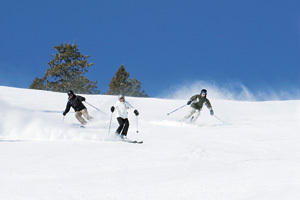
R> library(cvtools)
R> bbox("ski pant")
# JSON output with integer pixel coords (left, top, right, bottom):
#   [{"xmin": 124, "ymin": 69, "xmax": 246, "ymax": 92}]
[
  {"xmin": 116, "ymin": 117, "xmax": 129, "ymax": 136},
  {"xmin": 180, "ymin": 107, "xmax": 201, "ymax": 123},
  {"xmin": 75, "ymin": 108, "xmax": 93, "ymax": 125}
]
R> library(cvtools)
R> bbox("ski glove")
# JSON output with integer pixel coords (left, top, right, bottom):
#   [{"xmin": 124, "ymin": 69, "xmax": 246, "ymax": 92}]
[
  {"xmin": 210, "ymin": 110, "xmax": 214, "ymax": 115},
  {"xmin": 187, "ymin": 100, "xmax": 192, "ymax": 105},
  {"xmin": 110, "ymin": 106, "xmax": 115, "ymax": 112},
  {"xmin": 134, "ymin": 110, "xmax": 139, "ymax": 116},
  {"xmin": 63, "ymin": 111, "xmax": 67, "ymax": 116}
]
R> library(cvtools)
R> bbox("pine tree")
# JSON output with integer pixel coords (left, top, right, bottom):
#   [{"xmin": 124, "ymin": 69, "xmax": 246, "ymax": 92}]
[
  {"xmin": 30, "ymin": 77, "xmax": 45, "ymax": 90},
  {"xmin": 29, "ymin": 43, "xmax": 100, "ymax": 94},
  {"xmin": 106, "ymin": 65, "xmax": 148, "ymax": 97}
]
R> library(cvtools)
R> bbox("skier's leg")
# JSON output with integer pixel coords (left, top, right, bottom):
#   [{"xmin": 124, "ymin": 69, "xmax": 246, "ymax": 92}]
[
  {"xmin": 121, "ymin": 118, "xmax": 130, "ymax": 136},
  {"xmin": 190, "ymin": 109, "xmax": 201, "ymax": 123},
  {"xmin": 81, "ymin": 108, "xmax": 93, "ymax": 121},
  {"xmin": 180, "ymin": 107, "xmax": 196, "ymax": 122},
  {"xmin": 75, "ymin": 111, "xmax": 87, "ymax": 125},
  {"xmin": 116, "ymin": 117, "xmax": 125, "ymax": 134}
]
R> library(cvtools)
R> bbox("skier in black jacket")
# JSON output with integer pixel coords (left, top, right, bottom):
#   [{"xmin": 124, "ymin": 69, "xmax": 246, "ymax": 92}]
[{"xmin": 63, "ymin": 90, "xmax": 93, "ymax": 125}]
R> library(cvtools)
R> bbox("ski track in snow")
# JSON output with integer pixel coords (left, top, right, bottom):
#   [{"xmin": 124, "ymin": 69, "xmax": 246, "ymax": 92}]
[{"xmin": 0, "ymin": 86, "xmax": 300, "ymax": 200}]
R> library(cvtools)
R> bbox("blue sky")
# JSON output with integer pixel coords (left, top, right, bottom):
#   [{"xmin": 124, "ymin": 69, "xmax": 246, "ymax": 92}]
[{"xmin": 0, "ymin": 0, "xmax": 299, "ymax": 98}]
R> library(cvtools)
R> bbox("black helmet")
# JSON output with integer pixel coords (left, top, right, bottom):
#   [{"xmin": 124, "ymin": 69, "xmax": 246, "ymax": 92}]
[
  {"xmin": 67, "ymin": 90, "xmax": 74, "ymax": 95},
  {"xmin": 201, "ymin": 89, "xmax": 207, "ymax": 95}
]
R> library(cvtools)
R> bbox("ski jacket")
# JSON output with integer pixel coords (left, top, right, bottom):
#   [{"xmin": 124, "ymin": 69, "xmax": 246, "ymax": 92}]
[
  {"xmin": 64, "ymin": 94, "xmax": 86, "ymax": 114},
  {"xmin": 114, "ymin": 101, "xmax": 134, "ymax": 119},
  {"xmin": 189, "ymin": 94, "xmax": 212, "ymax": 110}
]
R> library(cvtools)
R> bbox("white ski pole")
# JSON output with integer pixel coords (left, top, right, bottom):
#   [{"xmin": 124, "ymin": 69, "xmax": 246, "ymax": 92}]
[
  {"xmin": 84, "ymin": 101, "xmax": 107, "ymax": 116},
  {"xmin": 108, "ymin": 112, "xmax": 113, "ymax": 135},
  {"xmin": 213, "ymin": 115, "xmax": 231, "ymax": 125},
  {"xmin": 167, "ymin": 104, "xmax": 187, "ymax": 115},
  {"xmin": 136, "ymin": 116, "xmax": 139, "ymax": 133}
]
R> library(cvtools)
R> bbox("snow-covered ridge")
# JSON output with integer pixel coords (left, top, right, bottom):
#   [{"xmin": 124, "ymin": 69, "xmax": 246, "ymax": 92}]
[{"xmin": 0, "ymin": 86, "xmax": 298, "ymax": 141}]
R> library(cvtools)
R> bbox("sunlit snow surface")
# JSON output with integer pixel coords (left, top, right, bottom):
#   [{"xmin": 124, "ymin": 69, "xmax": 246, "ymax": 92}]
[{"xmin": 0, "ymin": 86, "xmax": 299, "ymax": 200}]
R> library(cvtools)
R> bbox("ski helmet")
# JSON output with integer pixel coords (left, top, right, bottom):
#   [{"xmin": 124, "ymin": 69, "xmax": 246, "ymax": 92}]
[
  {"xmin": 118, "ymin": 94, "xmax": 125, "ymax": 100},
  {"xmin": 67, "ymin": 90, "xmax": 74, "ymax": 96},
  {"xmin": 201, "ymin": 89, "xmax": 207, "ymax": 95}
]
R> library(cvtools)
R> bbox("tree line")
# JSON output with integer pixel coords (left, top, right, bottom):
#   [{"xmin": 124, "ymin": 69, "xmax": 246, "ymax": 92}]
[{"xmin": 30, "ymin": 43, "xmax": 148, "ymax": 97}]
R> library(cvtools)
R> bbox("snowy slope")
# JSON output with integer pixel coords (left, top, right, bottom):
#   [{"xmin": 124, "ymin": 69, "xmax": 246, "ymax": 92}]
[{"xmin": 0, "ymin": 86, "xmax": 300, "ymax": 200}]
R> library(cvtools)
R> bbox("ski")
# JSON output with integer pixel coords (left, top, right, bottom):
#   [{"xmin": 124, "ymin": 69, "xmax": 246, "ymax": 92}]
[{"xmin": 122, "ymin": 139, "xmax": 143, "ymax": 144}]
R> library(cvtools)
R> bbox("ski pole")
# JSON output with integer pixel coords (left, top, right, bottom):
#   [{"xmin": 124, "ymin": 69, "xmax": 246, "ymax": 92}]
[
  {"xmin": 213, "ymin": 115, "xmax": 231, "ymax": 125},
  {"xmin": 108, "ymin": 112, "xmax": 113, "ymax": 135},
  {"xmin": 167, "ymin": 104, "xmax": 187, "ymax": 115},
  {"xmin": 84, "ymin": 101, "xmax": 107, "ymax": 116},
  {"xmin": 136, "ymin": 116, "xmax": 139, "ymax": 133}
]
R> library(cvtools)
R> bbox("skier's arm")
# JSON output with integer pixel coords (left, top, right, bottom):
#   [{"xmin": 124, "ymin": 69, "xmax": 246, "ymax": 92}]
[
  {"xmin": 187, "ymin": 95, "xmax": 198, "ymax": 105},
  {"xmin": 205, "ymin": 99, "xmax": 214, "ymax": 115},
  {"xmin": 125, "ymin": 101, "xmax": 139, "ymax": 116},
  {"xmin": 190, "ymin": 95, "xmax": 199, "ymax": 102},
  {"xmin": 78, "ymin": 96, "xmax": 86, "ymax": 102},
  {"xmin": 205, "ymin": 99, "xmax": 212, "ymax": 108},
  {"xmin": 63, "ymin": 103, "xmax": 71, "ymax": 116},
  {"xmin": 125, "ymin": 101, "xmax": 134, "ymax": 110}
]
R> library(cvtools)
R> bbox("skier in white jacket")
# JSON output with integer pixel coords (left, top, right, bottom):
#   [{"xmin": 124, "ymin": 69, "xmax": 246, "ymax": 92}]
[{"xmin": 110, "ymin": 94, "xmax": 139, "ymax": 140}]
